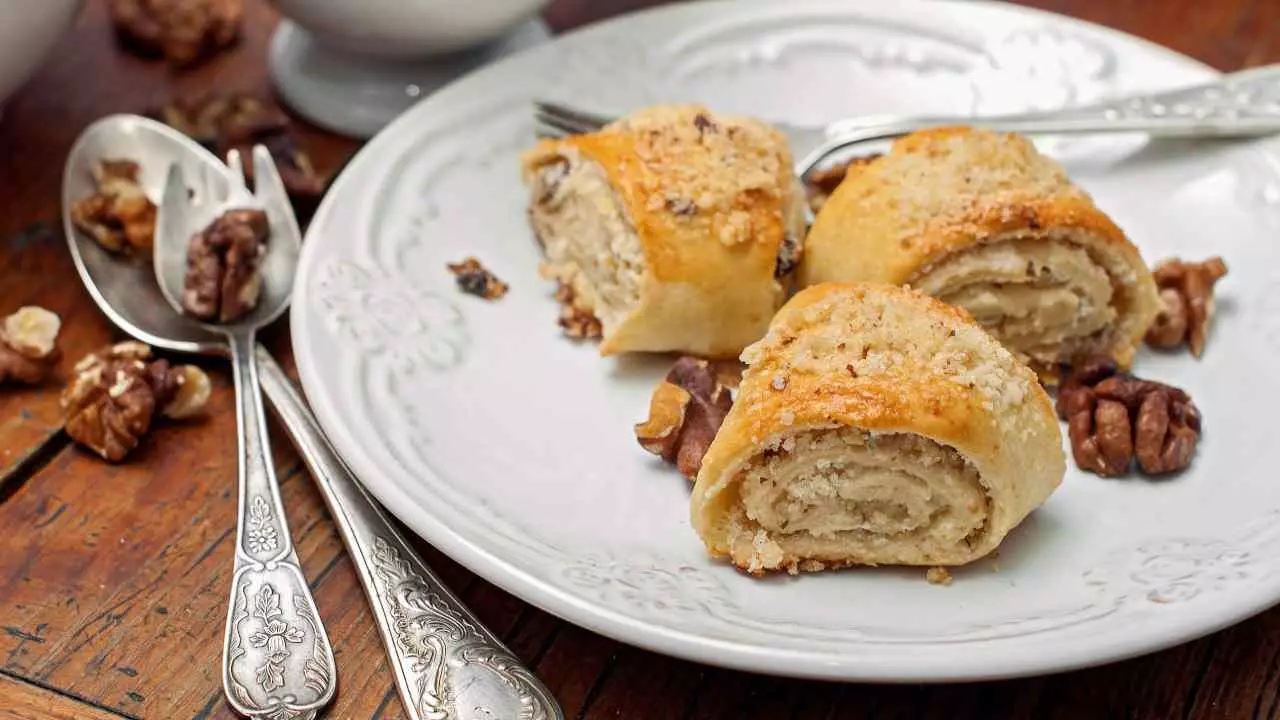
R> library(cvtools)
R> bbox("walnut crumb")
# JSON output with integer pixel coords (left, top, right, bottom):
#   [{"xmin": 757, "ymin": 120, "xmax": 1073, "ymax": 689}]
[
  {"xmin": 926, "ymin": 567, "xmax": 953, "ymax": 586},
  {"xmin": 798, "ymin": 560, "xmax": 827, "ymax": 573},
  {"xmin": 553, "ymin": 282, "xmax": 602, "ymax": 340},
  {"xmin": 665, "ymin": 197, "xmax": 697, "ymax": 216},
  {"xmin": 774, "ymin": 231, "xmax": 803, "ymax": 279},
  {"xmin": 447, "ymin": 257, "xmax": 509, "ymax": 300}
]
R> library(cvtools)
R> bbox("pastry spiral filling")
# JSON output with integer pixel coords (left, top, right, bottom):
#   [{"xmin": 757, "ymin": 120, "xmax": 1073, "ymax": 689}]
[
  {"xmin": 728, "ymin": 429, "xmax": 988, "ymax": 572},
  {"xmin": 914, "ymin": 237, "xmax": 1118, "ymax": 367},
  {"xmin": 528, "ymin": 149, "xmax": 644, "ymax": 329}
]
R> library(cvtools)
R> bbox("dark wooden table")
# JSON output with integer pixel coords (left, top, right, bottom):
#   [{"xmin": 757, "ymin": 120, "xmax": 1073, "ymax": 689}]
[{"xmin": 2, "ymin": 1, "xmax": 1278, "ymax": 718}]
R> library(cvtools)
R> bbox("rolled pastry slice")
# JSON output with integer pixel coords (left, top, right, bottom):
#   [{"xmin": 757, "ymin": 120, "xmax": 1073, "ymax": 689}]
[
  {"xmin": 799, "ymin": 127, "xmax": 1159, "ymax": 375},
  {"xmin": 523, "ymin": 104, "xmax": 808, "ymax": 358},
  {"xmin": 691, "ymin": 283, "xmax": 1065, "ymax": 574}
]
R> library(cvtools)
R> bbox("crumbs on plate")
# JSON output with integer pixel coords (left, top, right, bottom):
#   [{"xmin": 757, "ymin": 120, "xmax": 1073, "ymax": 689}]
[
  {"xmin": 926, "ymin": 567, "xmax": 953, "ymax": 586},
  {"xmin": 448, "ymin": 257, "xmax": 509, "ymax": 301}
]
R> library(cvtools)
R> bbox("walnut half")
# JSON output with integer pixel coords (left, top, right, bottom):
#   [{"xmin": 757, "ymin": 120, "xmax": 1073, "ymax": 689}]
[
  {"xmin": 0, "ymin": 306, "xmax": 62, "ymax": 385},
  {"xmin": 1145, "ymin": 256, "xmax": 1228, "ymax": 357},
  {"xmin": 62, "ymin": 342, "xmax": 211, "ymax": 462},
  {"xmin": 182, "ymin": 209, "xmax": 270, "ymax": 323},
  {"xmin": 70, "ymin": 160, "xmax": 157, "ymax": 255},
  {"xmin": 1057, "ymin": 357, "xmax": 1201, "ymax": 476},
  {"xmin": 109, "ymin": 0, "xmax": 243, "ymax": 67},
  {"xmin": 635, "ymin": 357, "xmax": 734, "ymax": 479},
  {"xmin": 156, "ymin": 93, "xmax": 326, "ymax": 212}
]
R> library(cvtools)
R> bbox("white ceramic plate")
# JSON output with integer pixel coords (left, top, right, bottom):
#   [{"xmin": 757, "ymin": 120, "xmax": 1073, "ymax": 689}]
[{"xmin": 292, "ymin": 0, "xmax": 1280, "ymax": 681}]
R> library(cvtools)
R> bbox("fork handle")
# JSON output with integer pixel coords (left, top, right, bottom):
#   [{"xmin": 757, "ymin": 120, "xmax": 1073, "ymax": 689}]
[
  {"xmin": 254, "ymin": 345, "xmax": 564, "ymax": 720},
  {"xmin": 803, "ymin": 63, "xmax": 1280, "ymax": 173},
  {"xmin": 221, "ymin": 332, "xmax": 337, "ymax": 719}
]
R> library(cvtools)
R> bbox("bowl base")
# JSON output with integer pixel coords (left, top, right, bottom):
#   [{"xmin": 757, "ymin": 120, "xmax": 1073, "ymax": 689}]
[{"xmin": 268, "ymin": 18, "xmax": 551, "ymax": 139}]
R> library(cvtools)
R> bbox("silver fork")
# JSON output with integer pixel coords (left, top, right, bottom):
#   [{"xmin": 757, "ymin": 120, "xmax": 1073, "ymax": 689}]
[
  {"xmin": 155, "ymin": 148, "xmax": 335, "ymax": 720},
  {"xmin": 535, "ymin": 63, "xmax": 1280, "ymax": 178}
]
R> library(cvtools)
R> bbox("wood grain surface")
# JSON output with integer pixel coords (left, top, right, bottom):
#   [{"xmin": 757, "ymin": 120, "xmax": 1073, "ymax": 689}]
[{"xmin": 0, "ymin": 1, "xmax": 1277, "ymax": 718}]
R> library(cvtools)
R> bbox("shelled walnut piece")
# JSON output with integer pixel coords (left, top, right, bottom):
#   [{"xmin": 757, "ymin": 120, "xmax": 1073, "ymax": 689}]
[
  {"xmin": 1145, "ymin": 256, "xmax": 1228, "ymax": 356},
  {"xmin": 70, "ymin": 160, "xmax": 157, "ymax": 254},
  {"xmin": 109, "ymin": 0, "xmax": 243, "ymax": 67},
  {"xmin": 182, "ymin": 209, "xmax": 270, "ymax": 323},
  {"xmin": 156, "ymin": 93, "xmax": 326, "ymax": 208},
  {"xmin": 1056, "ymin": 357, "xmax": 1201, "ymax": 476},
  {"xmin": 448, "ymin": 257, "xmax": 509, "ymax": 300},
  {"xmin": 157, "ymin": 93, "xmax": 288, "ymax": 151},
  {"xmin": 0, "ymin": 307, "xmax": 62, "ymax": 385},
  {"xmin": 62, "ymin": 342, "xmax": 211, "ymax": 462},
  {"xmin": 635, "ymin": 357, "xmax": 734, "ymax": 479}
]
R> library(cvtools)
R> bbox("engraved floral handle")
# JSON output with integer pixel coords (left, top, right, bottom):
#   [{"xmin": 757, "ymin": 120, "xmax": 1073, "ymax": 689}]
[
  {"xmin": 223, "ymin": 332, "xmax": 337, "ymax": 719},
  {"xmin": 255, "ymin": 345, "xmax": 564, "ymax": 720}
]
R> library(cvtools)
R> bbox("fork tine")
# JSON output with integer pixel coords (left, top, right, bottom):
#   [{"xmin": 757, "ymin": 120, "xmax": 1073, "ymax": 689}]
[
  {"xmin": 533, "ymin": 110, "xmax": 591, "ymax": 135},
  {"xmin": 534, "ymin": 117, "xmax": 578, "ymax": 139},
  {"xmin": 200, "ymin": 163, "xmax": 219, "ymax": 207},
  {"xmin": 154, "ymin": 162, "xmax": 192, "ymax": 312},
  {"xmin": 250, "ymin": 144, "xmax": 302, "ymax": 242},
  {"xmin": 533, "ymin": 111, "xmax": 602, "ymax": 139},
  {"xmin": 225, "ymin": 149, "xmax": 247, "ymax": 193},
  {"xmin": 533, "ymin": 109, "xmax": 604, "ymax": 135},
  {"xmin": 535, "ymin": 100, "xmax": 614, "ymax": 131},
  {"xmin": 533, "ymin": 100, "xmax": 615, "ymax": 139},
  {"xmin": 160, "ymin": 162, "xmax": 188, "ymax": 229}
]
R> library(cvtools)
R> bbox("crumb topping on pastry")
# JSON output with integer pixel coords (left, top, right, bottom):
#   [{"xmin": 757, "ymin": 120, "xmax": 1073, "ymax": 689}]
[
  {"xmin": 742, "ymin": 283, "xmax": 1039, "ymax": 417},
  {"xmin": 606, "ymin": 105, "xmax": 792, "ymax": 247},
  {"xmin": 874, "ymin": 128, "xmax": 1084, "ymax": 241}
]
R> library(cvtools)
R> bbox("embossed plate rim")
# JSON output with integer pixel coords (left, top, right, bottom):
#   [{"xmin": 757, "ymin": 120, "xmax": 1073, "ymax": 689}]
[{"xmin": 288, "ymin": 0, "xmax": 1280, "ymax": 681}]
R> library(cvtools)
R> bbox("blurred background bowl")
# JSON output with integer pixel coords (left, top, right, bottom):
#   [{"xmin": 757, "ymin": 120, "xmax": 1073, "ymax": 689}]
[
  {"xmin": 269, "ymin": 0, "xmax": 552, "ymax": 138},
  {"xmin": 272, "ymin": 0, "xmax": 550, "ymax": 58},
  {"xmin": 0, "ymin": 0, "xmax": 84, "ymax": 110}
]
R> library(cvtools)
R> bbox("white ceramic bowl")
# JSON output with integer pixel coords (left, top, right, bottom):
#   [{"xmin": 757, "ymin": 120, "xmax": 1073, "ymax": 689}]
[
  {"xmin": 0, "ymin": 0, "xmax": 83, "ymax": 108},
  {"xmin": 272, "ymin": 0, "xmax": 550, "ymax": 58},
  {"xmin": 268, "ymin": 0, "xmax": 551, "ymax": 138}
]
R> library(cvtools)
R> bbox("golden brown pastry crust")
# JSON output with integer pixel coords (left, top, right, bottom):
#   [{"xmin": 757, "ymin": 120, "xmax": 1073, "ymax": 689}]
[
  {"xmin": 691, "ymin": 283, "xmax": 1065, "ymax": 573},
  {"xmin": 798, "ymin": 126, "xmax": 1159, "ymax": 371},
  {"xmin": 523, "ymin": 105, "xmax": 803, "ymax": 358}
]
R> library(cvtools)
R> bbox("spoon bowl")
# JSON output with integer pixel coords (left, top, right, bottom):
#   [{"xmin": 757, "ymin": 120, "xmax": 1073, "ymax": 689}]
[{"xmin": 61, "ymin": 114, "xmax": 231, "ymax": 355}]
